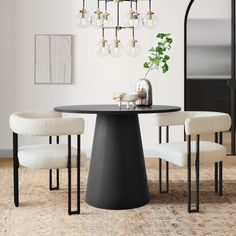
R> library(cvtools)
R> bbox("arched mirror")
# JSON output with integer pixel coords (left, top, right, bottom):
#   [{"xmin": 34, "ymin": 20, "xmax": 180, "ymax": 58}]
[{"xmin": 184, "ymin": 0, "xmax": 236, "ymax": 155}]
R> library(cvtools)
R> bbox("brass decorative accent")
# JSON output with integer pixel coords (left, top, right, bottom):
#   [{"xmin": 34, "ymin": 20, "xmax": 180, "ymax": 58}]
[{"xmin": 94, "ymin": 9, "xmax": 103, "ymax": 19}]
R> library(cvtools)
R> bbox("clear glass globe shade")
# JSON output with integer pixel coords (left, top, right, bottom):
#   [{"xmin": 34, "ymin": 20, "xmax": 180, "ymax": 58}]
[
  {"xmin": 126, "ymin": 42, "xmax": 141, "ymax": 57},
  {"xmin": 144, "ymin": 14, "xmax": 158, "ymax": 28},
  {"xmin": 109, "ymin": 42, "xmax": 125, "ymax": 58},
  {"xmin": 75, "ymin": 11, "xmax": 90, "ymax": 28},
  {"xmin": 132, "ymin": 15, "xmax": 143, "ymax": 28},
  {"xmin": 123, "ymin": 12, "xmax": 131, "ymax": 26},
  {"xmin": 91, "ymin": 14, "xmax": 104, "ymax": 28},
  {"xmin": 123, "ymin": 12, "xmax": 143, "ymax": 28},
  {"xmin": 96, "ymin": 41, "xmax": 109, "ymax": 57},
  {"xmin": 123, "ymin": 12, "xmax": 143, "ymax": 29},
  {"xmin": 103, "ymin": 14, "xmax": 113, "ymax": 27}
]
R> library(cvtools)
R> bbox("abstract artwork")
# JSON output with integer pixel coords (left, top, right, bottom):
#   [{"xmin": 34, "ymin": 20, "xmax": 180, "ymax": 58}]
[{"xmin": 35, "ymin": 34, "xmax": 72, "ymax": 84}]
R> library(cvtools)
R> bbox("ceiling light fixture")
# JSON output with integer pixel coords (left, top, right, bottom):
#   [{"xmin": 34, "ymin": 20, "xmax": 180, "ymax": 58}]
[{"xmin": 76, "ymin": 0, "xmax": 157, "ymax": 57}]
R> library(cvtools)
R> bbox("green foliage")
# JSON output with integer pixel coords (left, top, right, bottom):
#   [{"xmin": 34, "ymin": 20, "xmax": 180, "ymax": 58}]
[{"xmin": 144, "ymin": 33, "xmax": 173, "ymax": 78}]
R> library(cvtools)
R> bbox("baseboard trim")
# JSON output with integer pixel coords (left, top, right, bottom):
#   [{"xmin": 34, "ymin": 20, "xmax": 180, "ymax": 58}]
[{"xmin": 0, "ymin": 149, "xmax": 12, "ymax": 158}]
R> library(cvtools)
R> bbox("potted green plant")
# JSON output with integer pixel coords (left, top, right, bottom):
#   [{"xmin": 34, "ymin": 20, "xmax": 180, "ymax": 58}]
[{"xmin": 136, "ymin": 33, "xmax": 173, "ymax": 106}]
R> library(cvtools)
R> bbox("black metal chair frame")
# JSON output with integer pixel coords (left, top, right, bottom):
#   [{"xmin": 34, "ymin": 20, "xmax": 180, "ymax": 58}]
[
  {"xmin": 49, "ymin": 136, "xmax": 60, "ymax": 191},
  {"xmin": 13, "ymin": 133, "xmax": 81, "ymax": 215},
  {"xmin": 158, "ymin": 126, "xmax": 223, "ymax": 213}
]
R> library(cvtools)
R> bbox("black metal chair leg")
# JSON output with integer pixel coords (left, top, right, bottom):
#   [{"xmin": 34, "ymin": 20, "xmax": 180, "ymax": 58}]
[
  {"xmin": 68, "ymin": 135, "xmax": 80, "ymax": 215},
  {"xmin": 215, "ymin": 162, "xmax": 219, "ymax": 193},
  {"xmin": 49, "ymin": 169, "xmax": 60, "ymax": 191},
  {"xmin": 13, "ymin": 132, "xmax": 19, "ymax": 207},
  {"xmin": 159, "ymin": 158, "xmax": 162, "ymax": 192},
  {"xmin": 159, "ymin": 159, "xmax": 169, "ymax": 193},
  {"xmin": 187, "ymin": 135, "xmax": 200, "ymax": 213},
  {"xmin": 77, "ymin": 135, "xmax": 81, "ymax": 214},
  {"xmin": 196, "ymin": 135, "xmax": 200, "ymax": 212},
  {"xmin": 218, "ymin": 133, "xmax": 223, "ymax": 196},
  {"xmin": 214, "ymin": 133, "xmax": 223, "ymax": 196},
  {"xmin": 49, "ymin": 136, "xmax": 60, "ymax": 191},
  {"xmin": 219, "ymin": 161, "xmax": 223, "ymax": 196},
  {"xmin": 166, "ymin": 161, "xmax": 169, "ymax": 192},
  {"xmin": 159, "ymin": 126, "xmax": 170, "ymax": 193}
]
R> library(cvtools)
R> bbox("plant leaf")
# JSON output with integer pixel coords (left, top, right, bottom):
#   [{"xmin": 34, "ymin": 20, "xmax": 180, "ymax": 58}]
[
  {"xmin": 144, "ymin": 32, "xmax": 173, "ymax": 76},
  {"xmin": 150, "ymin": 57, "xmax": 160, "ymax": 65},
  {"xmin": 156, "ymin": 47, "xmax": 164, "ymax": 55},
  {"xmin": 144, "ymin": 62, "xmax": 150, "ymax": 68},
  {"xmin": 166, "ymin": 38, "xmax": 173, "ymax": 44},
  {"xmin": 164, "ymin": 55, "xmax": 170, "ymax": 61},
  {"xmin": 149, "ymin": 47, "xmax": 155, "ymax": 52},
  {"xmin": 162, "ymin": 63, "xmax": 169, "ymax": 73},
  {"xmin": 157, "ymin": 33, "xmax": 166, "ymax": 39}
]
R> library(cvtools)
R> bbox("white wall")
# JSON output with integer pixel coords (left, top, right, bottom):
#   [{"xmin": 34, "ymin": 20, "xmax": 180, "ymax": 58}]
[
  {"xmin": 189, "ymin": 0, "xmax": 230, "ymax": 19},
  {"xmin": 0, "ymin": 0, "xmax": 190, "ymax": 157}
]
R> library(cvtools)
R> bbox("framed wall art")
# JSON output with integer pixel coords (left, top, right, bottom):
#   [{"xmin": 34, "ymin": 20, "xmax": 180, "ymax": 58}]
[{"xmin": 35, "ymin": 34, "xmax": 72, "ymax": 84}]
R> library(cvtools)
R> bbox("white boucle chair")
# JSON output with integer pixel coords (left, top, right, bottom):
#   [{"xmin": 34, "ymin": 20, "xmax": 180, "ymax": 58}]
[
  {"xmin": 9, "ymin": 111, "xmax": 86, "ymax": 215},
  {"xmin": 155, "ymin": 111, "xmax": 231, "ymax": 213}
]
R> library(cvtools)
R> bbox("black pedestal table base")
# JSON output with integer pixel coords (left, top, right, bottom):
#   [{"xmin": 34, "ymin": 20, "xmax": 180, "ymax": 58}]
[
  {"xmin": 54, "ymin": 105, "xmax": 181, "ymax": 210},
  {"xmin": 85, "ymin": 114, "xmax": 149, "ymax": 209}
]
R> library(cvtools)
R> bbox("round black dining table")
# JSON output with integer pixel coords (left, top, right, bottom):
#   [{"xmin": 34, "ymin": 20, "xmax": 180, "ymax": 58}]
[{"xmin": 54, "ymin": 105, "xmax": 181, "ymax": 210}]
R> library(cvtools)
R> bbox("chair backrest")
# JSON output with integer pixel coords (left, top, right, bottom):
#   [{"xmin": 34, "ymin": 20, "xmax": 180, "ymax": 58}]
[
  {"xmin": 9, "ymin": 111, "xmax": 85, "ymax": 136},
  {"xmin": 156, "ymin": 111, "xmax": 231, "ymax": 135}
]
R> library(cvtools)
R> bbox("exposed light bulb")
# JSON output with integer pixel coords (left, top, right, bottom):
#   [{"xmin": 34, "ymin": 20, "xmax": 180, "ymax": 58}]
[
  {"xmin": 75, "ymin": 9, "xmax": 91, "ymax": 28},
  {"xmin": 132, "ymin": 11, "xmax": 143, "ymax": 28},
  {"xmin": 144, "ymin": 11, "xmax": 158, "ymax": 28},
  {"xmin": 96, "ymin": 38, "xmax": 109, "ymax": 57},
  {"xmin": 110, "ymin": 38, "xmax": 124, "ymax": 58},
  {"xmin": 92, "ymin": 9, "xmax": 103, "ymax": 28},
  {"xmin": 126, "ymin": 38, "xmax": 141, "ymax": 57}
]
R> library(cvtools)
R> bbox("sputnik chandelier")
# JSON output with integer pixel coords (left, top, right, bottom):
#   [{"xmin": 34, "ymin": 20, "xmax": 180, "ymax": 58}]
[{"xmin": 75, "ymin": 0, "xmax": 157, "ymax": 57}]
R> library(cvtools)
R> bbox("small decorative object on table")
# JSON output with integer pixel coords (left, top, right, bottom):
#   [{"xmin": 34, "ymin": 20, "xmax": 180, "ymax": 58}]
[
  {"xmin": 113, "ymin": 92, "xmax": 139, "ymax": 108},
  {"xmin": 136, "ymin": 33, "xmax": 173, "ymax": 106}
]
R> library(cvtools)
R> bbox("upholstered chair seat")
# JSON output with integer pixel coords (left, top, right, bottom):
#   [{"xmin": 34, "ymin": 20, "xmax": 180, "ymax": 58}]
[
  {"xmin": 18, "ymin": 144, "xmax": 87, "ymax": 169},
  {"xmin": 156, "ymin": 141, "xmax": 226, "ymax": 167}
]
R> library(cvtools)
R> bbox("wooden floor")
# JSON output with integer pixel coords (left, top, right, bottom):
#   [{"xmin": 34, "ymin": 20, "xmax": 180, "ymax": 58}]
[{"xmin": 1, "ymin": 156, "xmax": 236, "ymax": 236}]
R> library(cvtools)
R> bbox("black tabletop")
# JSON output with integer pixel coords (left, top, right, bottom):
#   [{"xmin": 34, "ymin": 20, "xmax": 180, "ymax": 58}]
[{"xmin": 54, "ymin": 105, "xmax": 181, "ymax": 115}]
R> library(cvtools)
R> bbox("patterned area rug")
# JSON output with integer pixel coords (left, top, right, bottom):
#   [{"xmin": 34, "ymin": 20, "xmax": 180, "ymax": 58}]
[{"xmin": 0, "ymin": 159, "xmax": 236, "ymax": 236}]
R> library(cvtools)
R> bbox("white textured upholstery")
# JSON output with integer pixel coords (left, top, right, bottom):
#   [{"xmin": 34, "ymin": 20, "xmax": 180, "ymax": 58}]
[
  {"xmin": 156, "ymin": 111, "xmax": 187, "ymax": 127},
  {"xmin": 18, "ymin": 144, "xmax": 87, "ymax": 169},
  {"xmin": 9, "ymin": 111, "xmax": 86, "ymax": 170},
  {"xmin": 185, "ymin": 113, "xmax": 231, "ymax": 135},
  {"xmin": 155, "ymin": 141, "xmax": 226, "ymax": 167},
  {"xmin": 156, "ymin": 111, "xmax": 231, "ymax": 135},
  {"xmin": 9, "ymin": 111, "xmax": 85, "ymax": 136}
]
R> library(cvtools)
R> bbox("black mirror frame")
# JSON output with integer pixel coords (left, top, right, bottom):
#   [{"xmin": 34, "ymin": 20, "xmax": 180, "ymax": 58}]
[{"xmin": 184, "ymin": 0, "xmax": 236, "ymax": 155}]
